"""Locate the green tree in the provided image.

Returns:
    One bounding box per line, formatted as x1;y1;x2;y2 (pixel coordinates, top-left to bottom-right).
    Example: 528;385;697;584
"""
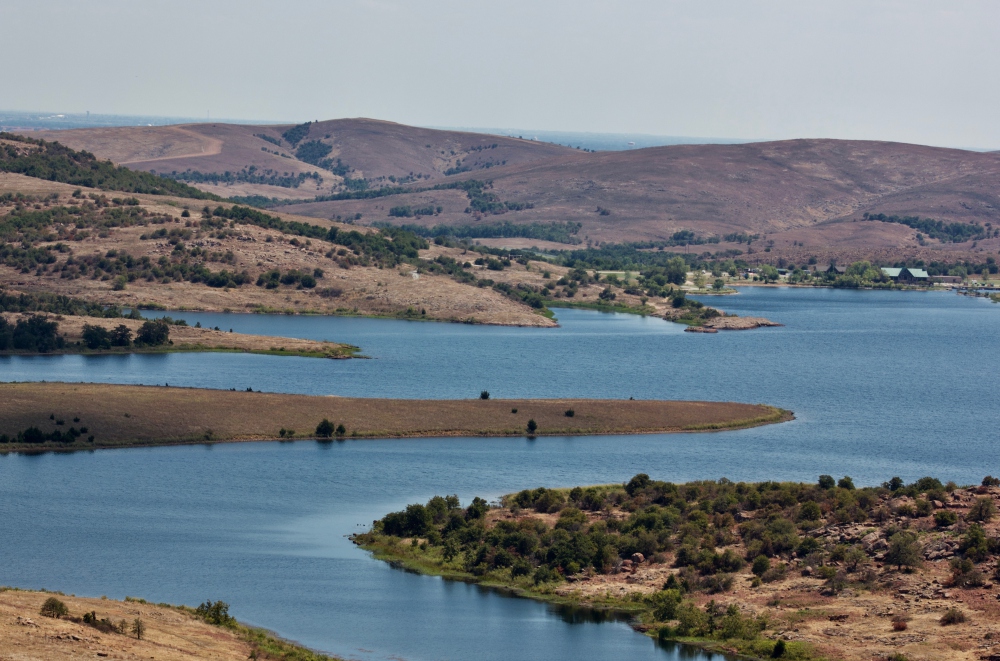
967;497;997;523
82;324;111;350
110;324;132;347
136;319;169;346
885;532;922;571
527;419;537;434
315;419;335;438
40;597;68;618
818;475;836;489
713;278;725;291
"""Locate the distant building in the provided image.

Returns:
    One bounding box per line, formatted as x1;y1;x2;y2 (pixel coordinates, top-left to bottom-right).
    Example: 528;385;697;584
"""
931;275;963;284
825;265;846;275
881;267;929;283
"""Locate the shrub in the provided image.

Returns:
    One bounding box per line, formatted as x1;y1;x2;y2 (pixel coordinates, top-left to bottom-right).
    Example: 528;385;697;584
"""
891;614;910;631
335;423;346;436
838;476;855;490
752;555;771;577
984;476;1000;487
771;639;786;658
40;596;68;618
195;600;236;627
934;510;958;527
967;497;997;522
885;532;922;570
480;390;490;400
527;419;537;434
315;419;335;438
564;409;575;417
940;607;966;625
818;475;835;489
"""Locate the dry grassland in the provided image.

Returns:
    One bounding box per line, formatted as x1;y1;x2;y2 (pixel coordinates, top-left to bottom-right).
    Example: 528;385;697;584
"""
0;382;789;451
0;590;251;661
0;174;553;326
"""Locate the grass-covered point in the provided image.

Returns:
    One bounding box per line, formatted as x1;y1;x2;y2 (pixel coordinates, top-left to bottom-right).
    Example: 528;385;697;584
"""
356;473;1000;661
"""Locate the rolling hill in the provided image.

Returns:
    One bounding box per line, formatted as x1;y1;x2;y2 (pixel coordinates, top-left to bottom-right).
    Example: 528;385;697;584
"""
24;120;1000;263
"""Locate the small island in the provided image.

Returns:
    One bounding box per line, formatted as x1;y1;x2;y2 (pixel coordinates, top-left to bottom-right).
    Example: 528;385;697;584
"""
356;474;1000;661
0;382;790;452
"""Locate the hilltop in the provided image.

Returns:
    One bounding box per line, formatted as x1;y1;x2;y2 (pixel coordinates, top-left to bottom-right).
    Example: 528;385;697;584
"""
21;120;1000;263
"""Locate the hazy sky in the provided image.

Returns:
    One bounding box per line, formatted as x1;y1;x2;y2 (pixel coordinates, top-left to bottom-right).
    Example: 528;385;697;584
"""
6;0;999;147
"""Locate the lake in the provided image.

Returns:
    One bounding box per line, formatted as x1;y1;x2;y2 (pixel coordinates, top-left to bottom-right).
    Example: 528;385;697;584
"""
1;287;998;660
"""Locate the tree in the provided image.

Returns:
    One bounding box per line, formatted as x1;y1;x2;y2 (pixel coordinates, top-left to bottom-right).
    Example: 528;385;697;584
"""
335;423;346;437
315;419;335;438
110;324;132;347
838;476;855;490
40;597;68;618
136;319;170;346
758;265;779;283
967;497;996;523
885;532;922;571
480;390;490;400
713;278;725;291
82;324;111;350
664;257;688;285
131;617;145;640
526;419;537;434
818;475;835;489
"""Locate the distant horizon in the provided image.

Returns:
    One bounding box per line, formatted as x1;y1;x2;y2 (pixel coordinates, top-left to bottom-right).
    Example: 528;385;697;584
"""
1;110;997;153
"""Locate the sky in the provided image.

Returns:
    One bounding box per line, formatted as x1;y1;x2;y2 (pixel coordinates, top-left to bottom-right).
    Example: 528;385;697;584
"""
5;0;1000;148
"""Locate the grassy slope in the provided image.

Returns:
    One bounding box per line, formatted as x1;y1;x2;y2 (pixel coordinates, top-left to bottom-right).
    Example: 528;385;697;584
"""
0;382;790;452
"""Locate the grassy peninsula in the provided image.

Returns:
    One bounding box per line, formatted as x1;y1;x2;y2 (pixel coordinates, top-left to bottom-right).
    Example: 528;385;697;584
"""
0;588;339;661
0;382;789;452
356;474;1000;661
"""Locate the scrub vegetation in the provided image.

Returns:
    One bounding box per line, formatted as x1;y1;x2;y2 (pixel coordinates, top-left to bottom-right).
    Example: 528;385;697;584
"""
358;474;1000;661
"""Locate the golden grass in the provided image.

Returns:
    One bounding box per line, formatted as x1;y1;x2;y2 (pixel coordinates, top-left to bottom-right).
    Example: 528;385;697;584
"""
0;382;790;451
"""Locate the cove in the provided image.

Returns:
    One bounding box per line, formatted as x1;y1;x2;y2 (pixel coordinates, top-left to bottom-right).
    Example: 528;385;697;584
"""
1;288;999;660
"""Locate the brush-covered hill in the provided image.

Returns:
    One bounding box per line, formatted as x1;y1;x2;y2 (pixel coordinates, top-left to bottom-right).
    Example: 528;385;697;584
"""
29;118;573;201
22;120;1000;263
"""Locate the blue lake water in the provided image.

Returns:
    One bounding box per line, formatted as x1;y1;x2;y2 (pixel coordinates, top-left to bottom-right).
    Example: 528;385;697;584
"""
1;287;998;660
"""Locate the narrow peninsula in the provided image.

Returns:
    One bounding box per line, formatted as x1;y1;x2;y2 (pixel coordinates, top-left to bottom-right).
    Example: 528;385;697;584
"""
0;382;790;452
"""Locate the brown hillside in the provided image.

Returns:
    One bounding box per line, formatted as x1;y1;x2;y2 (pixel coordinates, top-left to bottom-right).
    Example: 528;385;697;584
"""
31;118;572;195
24;120;1000;261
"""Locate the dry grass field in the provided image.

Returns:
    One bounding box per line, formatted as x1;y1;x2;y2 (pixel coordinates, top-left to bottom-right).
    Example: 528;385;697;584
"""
0;382;789;451
0;589;339;661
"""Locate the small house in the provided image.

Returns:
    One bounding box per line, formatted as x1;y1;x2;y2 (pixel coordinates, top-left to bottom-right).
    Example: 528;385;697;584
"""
880;267;902;280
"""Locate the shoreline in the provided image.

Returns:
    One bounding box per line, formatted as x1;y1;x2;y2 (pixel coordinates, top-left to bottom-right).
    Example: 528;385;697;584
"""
0;382;791;453
356;476;1000;661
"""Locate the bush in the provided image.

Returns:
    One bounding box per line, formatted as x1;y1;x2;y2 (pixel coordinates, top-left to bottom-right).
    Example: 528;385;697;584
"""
564;409;575;417
934;510;958;527
771;639;786;658
885;532;922;570
967;497;997;522
752;554;771;577
818;475;835;489
984;476;1000;487
480;390;490;400
526;419;537;434
940;607;966;625
315;419;335;438
195;600;236;627
40;596;68;618
891;614;910;631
